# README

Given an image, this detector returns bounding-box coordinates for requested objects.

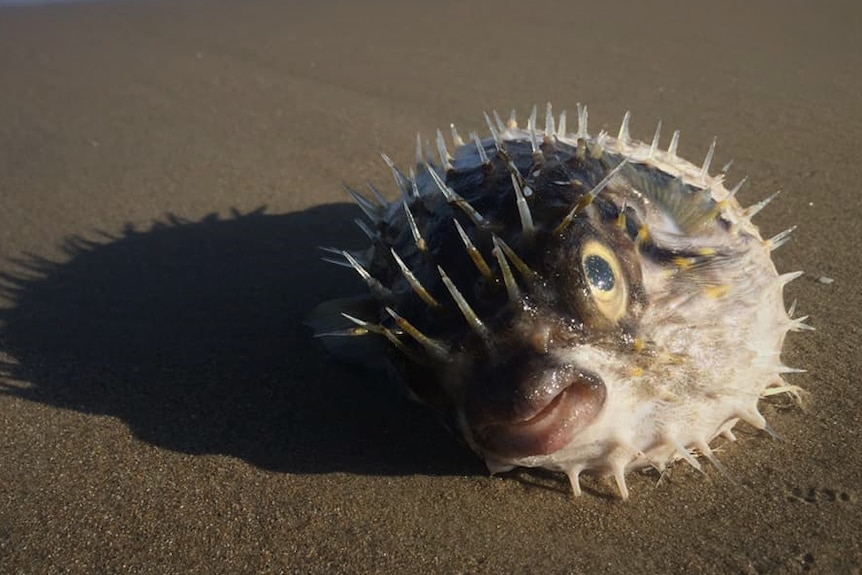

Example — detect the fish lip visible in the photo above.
[511,385,571,426]
[470,368,606,459]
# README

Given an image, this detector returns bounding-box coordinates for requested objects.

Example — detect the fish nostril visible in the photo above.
[528,325,551,354]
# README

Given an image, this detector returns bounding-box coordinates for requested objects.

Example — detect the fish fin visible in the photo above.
[305,296,390,368]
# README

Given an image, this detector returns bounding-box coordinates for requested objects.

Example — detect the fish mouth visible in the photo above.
[470,368,606,459]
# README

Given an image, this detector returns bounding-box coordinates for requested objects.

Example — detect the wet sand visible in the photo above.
[1,0,860,573]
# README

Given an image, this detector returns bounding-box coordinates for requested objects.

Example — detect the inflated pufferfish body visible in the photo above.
[310,105,807,498]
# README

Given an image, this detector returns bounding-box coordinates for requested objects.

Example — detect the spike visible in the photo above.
[428,165,487,227]
[776,364,807,374]
[648,120,662,159]
[511,174,535,238]
[415,133,424,166]
[616,111,631,149]
[544,102,555,138]
[319,250,354,269]
[385,307,450,361]
[575,137,587,160]
[744,190,781,219]
[596,129,609,146]
[353,217,375,240]
[768,227,797,251]
[652,456,682,476]
[736,407,767,430]
[762,421,783,441]
[340,312,374,331]
[667,130,680,157]
[380,153,411,195]
[390,248,441,308]
[407,167,420,200]
[367,182,388,206]
[425,136,434,164]
[507,109,517,129]
[492,110,506,133]
[436,129,452,170]
[557,109,567,138]
[722,429,737,442]
[402,201,427,252]
[492,236,521,302]
[787,298,798,317]
[670,439,703,472]
[789,311,809,325]
[555,158,630,234]
[721,159,734,174]
[437,265,493,345]
[576,103,588,138]
[344,185,381,222]
[319,245,350,258]
[471,132,490,165]
[527,105,539,153]
[320,252,366,270]
[338,312,374,336]
[493,236,537,282]
[342,251,392,299]
[483,112,501,146]
[453,219,494,282]
[694,441,734,481]
[728,176,748,199]
[450,124,464,147]
[797,304,818,327]
[700,137,717,181]
[565,466,584,497]
[425,164,450,198]
[341,313,413,357]
[612,462,630,500]
[497,146,525,188]
[778,270,803,286]
[312,327,369,338]
[588,139,604,159]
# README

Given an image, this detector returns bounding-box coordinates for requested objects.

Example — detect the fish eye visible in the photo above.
[584,254,615,292]
[580,240,627,322]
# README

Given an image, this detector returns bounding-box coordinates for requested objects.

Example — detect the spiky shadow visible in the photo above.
[0,205,481,476]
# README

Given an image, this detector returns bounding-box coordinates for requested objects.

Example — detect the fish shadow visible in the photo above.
[0,205,482,477]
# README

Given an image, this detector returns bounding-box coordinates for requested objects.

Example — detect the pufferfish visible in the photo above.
[308,104,809,499]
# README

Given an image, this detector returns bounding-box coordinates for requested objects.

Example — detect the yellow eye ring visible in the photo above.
[580,240,628,322]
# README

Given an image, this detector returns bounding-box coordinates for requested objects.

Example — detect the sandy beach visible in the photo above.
[1,0,860,573]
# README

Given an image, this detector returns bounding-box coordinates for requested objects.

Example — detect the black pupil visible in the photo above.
[584,255,615,292]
